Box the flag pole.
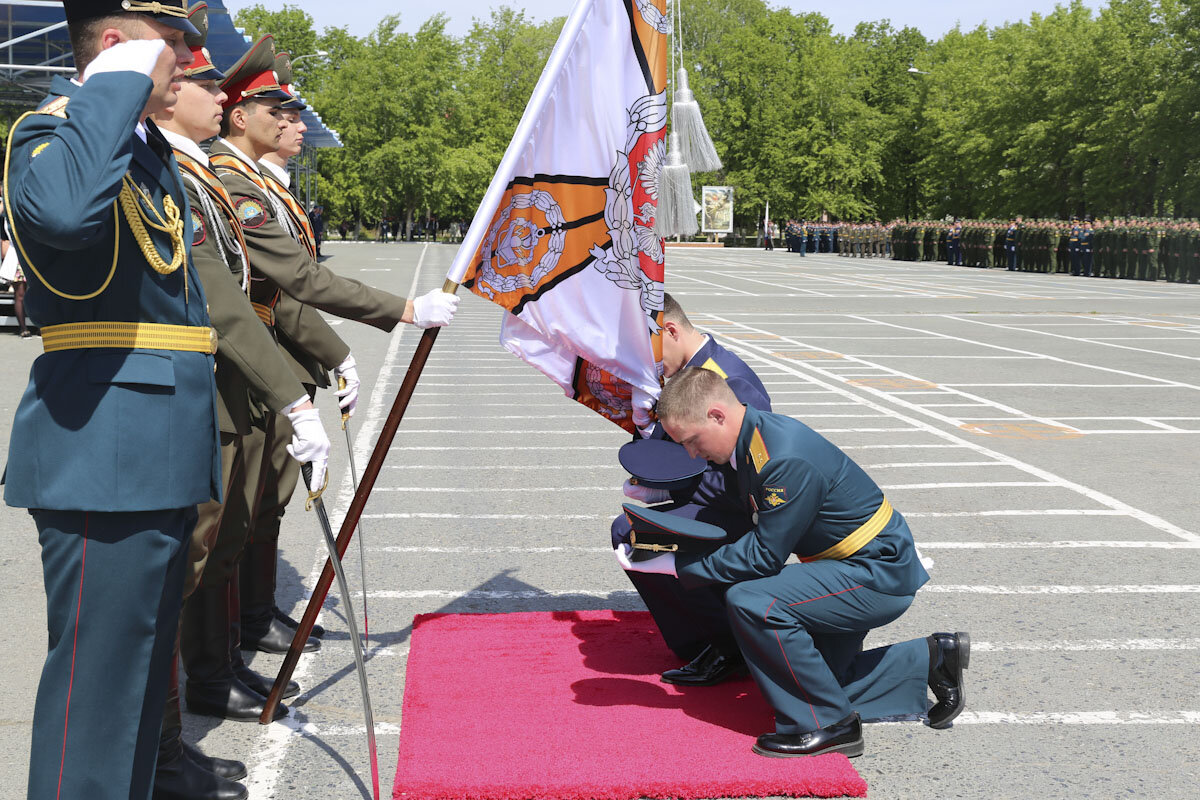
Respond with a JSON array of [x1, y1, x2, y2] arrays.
[[261, 0, 601, 723], [444, 0, 598, 285]]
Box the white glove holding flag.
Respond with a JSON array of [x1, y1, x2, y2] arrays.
[[285, 407, 331, 492], [412, 289, 459, 329], [83, 39, 167, 81], [615, 543, 677, 577], [334, 354, 360, 418], [622, 479, 671, 505]]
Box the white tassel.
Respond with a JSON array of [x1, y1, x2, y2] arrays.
[[656, 132, 698, 238], [672, 67, 722, 173]]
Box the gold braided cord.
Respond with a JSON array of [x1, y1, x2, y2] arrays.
[[118, 175, 185, 275], [121, 1, 189, 19], [3, 112, 120, 301]]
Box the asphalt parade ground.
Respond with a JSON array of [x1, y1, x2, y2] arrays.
[[1, 242, 1198, 799]]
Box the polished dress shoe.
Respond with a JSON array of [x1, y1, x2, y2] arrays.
[[928, 631, 970, 729], [753, 713, 863, 758], [241, 615, 320, 655], [235, 659, 301, 700], [182, 742, 246, 782], [185, 676, 289, 723], [275, 606, 325, 639], [153, 747, 248, 800], [660, 644, 747, 686]]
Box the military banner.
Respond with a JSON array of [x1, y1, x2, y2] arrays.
[[457, 0, 670, 434]]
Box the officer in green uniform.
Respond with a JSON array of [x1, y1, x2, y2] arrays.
[[2, 3, 224, 798], [618, 369, 968, 758], [209, 37, 459, 668]]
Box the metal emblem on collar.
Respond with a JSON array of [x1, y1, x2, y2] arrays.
[[190, 208, 206, 246], [236, 197, 266, 229]]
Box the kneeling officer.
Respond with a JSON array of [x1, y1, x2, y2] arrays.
[[616, 367, 969, 758]]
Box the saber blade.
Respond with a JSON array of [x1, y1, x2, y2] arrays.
[[302, 462, 380, 800]]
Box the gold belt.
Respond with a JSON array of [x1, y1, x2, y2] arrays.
[[251, 302, 275, 326], [42, 322, 218, 354], [800, 498, 894, 563]]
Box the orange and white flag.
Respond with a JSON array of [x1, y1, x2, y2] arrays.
[[460, 0, 670, 434]]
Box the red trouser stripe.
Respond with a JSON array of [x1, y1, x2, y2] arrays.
[[56, 514, 88, 800]]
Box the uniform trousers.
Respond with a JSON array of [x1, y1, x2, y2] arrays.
[[188, 432, 245, 594], [724, 559, 930, 735], [612, 502, 752, 661], [29, 507, 194, 800]]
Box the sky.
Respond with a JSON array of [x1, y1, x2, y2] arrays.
[[224, 1, 1108, 39]]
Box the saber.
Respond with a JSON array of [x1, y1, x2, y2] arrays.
[[340, 377, 371, 649], [301, 462, 380, 800]]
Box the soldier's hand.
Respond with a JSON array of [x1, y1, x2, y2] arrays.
[[623, 478, 671, 505], [334, 355, 360, 418], [614, 543, 677, 577], [82, 39, 168, 81], [285, 407, 331, 492], [411, 289, 460, 329]]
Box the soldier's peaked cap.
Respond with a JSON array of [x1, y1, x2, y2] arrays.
[[619, 438, 707, 492], [622, 503, 726, 556], [219, 34, 292, 109], [274, 52, 307, 111], [181, 3, 223, 81], [63, 0, 199, 36]]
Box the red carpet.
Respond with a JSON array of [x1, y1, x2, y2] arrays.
[[393, 610, 867, 800]]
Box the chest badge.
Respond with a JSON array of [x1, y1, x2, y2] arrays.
[[191, 208, 206, 246], [236, 197, 266, 229]]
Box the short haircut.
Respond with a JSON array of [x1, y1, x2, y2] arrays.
[[220, 99, 260, 137], [662, 292, 693, 331], [657, 367, 737, 425], [70, 14, 138, 70]]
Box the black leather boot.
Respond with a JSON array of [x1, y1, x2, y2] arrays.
[[240, 538, 319, 654], [182, 742, 246, 783], [660, 644, 747, 686], [753, 713, 864, 758], [157, 649, 248, 799], [182, 580, 288, 722], [928, 631, 970, 728], [275, 605, 325, 639], [229, 568, 301, 699]]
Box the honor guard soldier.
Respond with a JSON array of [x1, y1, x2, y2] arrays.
[[618, 368, 968, 758], [209, 36, 458, 667], [149, 7, 333, 796], [1, 2, 226, 798], [611, 294, 770, 685]]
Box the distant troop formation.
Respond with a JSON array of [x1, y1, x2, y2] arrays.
[[776, 217, 1199, 283]]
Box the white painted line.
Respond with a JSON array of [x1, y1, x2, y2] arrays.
[[391, 446, 616, 451], [711, 323, 1200, 543], [864, 462, 1005, 468], [882, 712, 1200, 726], [921, 585, 1200, 594], [879, 481, 1052, 490], [385, 464, 622, 470], [947, 314, 1200, 362], [363, 512, 608, 521], [373, 486, 615, 493], [918, 541, 1200, 550], [973, 638, 1200, 652], [243, 242, 429, 798], [905, 510, 1124, 519]]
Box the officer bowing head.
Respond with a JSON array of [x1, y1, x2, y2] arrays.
[[65, 0, 198, 117], [656, 367, 744, 464]]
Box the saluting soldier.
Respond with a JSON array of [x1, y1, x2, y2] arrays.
[[1080, 217, 1095, 277], [617, 369, 968, 758], [2, 3, 222, 798]]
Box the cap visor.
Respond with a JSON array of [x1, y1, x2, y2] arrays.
[[184, 65, 226, 81], [156, 16, 201, 37]]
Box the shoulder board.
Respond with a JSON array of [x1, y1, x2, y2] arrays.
[[749, 428, 770, 473], [36, 96, 70, 118], [700, 357, 728, 380]]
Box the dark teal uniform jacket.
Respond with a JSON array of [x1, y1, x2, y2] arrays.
[[3, 74, 221, 512], [677, 406, 928, 595]]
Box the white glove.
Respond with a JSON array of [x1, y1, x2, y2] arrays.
[[623, 478, 671, 505], [284, 407, 331, 492], [614, 543, 677, 577], [412, 289, 459, 329], [82, 39, 168, 81], [334, 355, 360, 418]]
